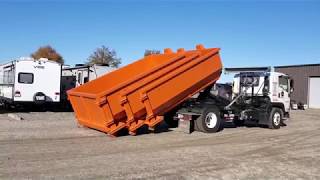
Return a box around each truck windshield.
[239,72,261,87]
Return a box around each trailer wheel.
[268,108,282,129]
[196,107,222,133]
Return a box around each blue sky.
[0,1,319,81]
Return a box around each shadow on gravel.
[0,103,74,114]
[223,121,265,129]
[116,121,173,137]
[105,121,271,138]
[223,121,289,130]
[81,120,173,138]
[223,122,238,128]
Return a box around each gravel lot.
[0,109,319,179]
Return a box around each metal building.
[274,64,320,108]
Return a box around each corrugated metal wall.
[274,65,320,104]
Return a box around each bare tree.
[31,45,64,64]
[87,46,121,68]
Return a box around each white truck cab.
[232,71,293,114]
[176,67,294,133]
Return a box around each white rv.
[61,64,115,101]
[0,57,61,107]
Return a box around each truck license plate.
[36,96,45,101]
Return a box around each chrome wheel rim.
[205,112,217,128]
[273,112,281,126]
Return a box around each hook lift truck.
[67,46,294,136]
[175,67,294,133]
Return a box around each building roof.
[224,66,271,73]
[275,63,320,69]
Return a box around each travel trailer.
[0,57,61,107]
[61,64,115,102]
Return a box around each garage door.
[309,77,320,108]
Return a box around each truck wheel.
[268,108,282,129]
[195,107,222,133]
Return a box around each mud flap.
[177,120,195,134]
[257,111,269,125]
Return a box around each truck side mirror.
[263,75,269,96]
[290,87,294,93]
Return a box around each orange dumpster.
[67,44,222,136]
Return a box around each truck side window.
[279,76,288,92]
[18,73,34,84]
[2,71,8,84]
[263,76,269,94]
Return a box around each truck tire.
[268,108,282,129]
[195,106,222,133]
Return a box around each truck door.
[278,76,290,112]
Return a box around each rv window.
[18,73,34,84]
[2,69,14,84]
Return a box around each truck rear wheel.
[268,108,282,129]
[195,107,222,133]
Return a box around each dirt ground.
[0,109,319,180]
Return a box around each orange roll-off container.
[67,45,223,136]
